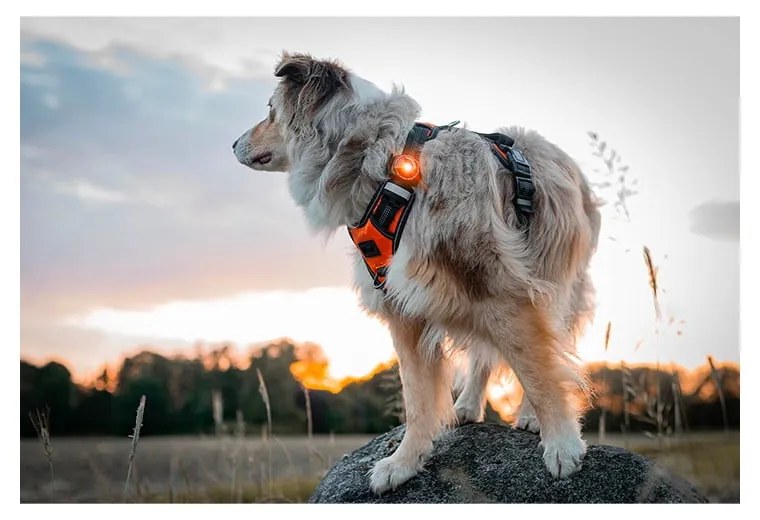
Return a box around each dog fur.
[233,52,602,493]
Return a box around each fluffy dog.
[233,53,601,493]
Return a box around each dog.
[233,52,601,494]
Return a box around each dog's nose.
[232,138,239,150]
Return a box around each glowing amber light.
[391,154,421,186]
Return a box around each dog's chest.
[354,240,462,323]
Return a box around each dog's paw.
[540,433,586,478]
[455,403,484,425]
[514,414,540,433]
[369,454,422,494]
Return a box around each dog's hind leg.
[514,394,541,433]
[497,305,587,478]
[369,318,454,494]
[454,342,498,424]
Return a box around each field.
[20,431,739,503]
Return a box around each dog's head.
[233,52,420,230]
[233,52,377,173]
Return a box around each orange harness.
[347,180,415,289]
[347,121,534,291]
[347,122,445,290]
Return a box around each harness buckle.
[505,148,534,217]
[372,266,388,289]
[514,177,535,215]
[507,148,531,176]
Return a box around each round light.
[391,155,421,186]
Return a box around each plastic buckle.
[514,178,535,215]
[372,266,388,289]
[507,148,531,177]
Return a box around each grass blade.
[124,395,146,501]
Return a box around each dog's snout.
[232,138,239,150]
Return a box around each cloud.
[53,178,128,204]
[21,40,352,324]
[21,71,58,88]
[689,200,739,241]
[69,287,394,379]
[21,18,276,82]
[20,49,47,67]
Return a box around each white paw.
[514,414,540,433]
[369,454,423,494]
[540,433,586,478]
[455,403,484,425]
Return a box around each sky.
[19,17,740,383]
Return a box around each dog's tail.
[567,173,603,339]
[483,156,556,305]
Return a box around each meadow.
[20,430,738,503]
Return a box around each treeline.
[583,361,740,434]
[20,340,738,438]
[21,340,405,438]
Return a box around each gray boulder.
[309,423,708,503]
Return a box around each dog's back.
[396,125,600,330]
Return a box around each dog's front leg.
[369,318,453,494]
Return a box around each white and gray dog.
[233,52,601,493]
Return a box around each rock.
[309,423,708,503]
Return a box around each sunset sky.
[20,17,739,384]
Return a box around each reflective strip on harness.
[347,181,415,290]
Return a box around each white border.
[5,1,755,516]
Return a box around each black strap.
[474,131,515,148]
[475,134,535,226]
[402,122,535,226]
[503,147,534,219]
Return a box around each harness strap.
[347,120,535,292]
[488,142,535,223]
[347,181,415,290]
[404,121,458,156]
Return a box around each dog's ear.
[276,53,350,128]
[275,52,311,84]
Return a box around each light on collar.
[390,154,421,187]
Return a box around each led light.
[390,154,421,186]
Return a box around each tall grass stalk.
[587,131,637,222]
[671,365,684,435]
[621,362,634,448]
[212,389,224,436]
[643,246,661,321]
[302,385,325,472]
[124,395,146,501]
[643,246,664,442]
[256,368,273,496]
[303,385,313,443]
[707,356,729,433]
[599,321,612,443]
[231,409,245,502]
[29,407,54,493]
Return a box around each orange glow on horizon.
[33,344,738,421]
[290,357,397,394]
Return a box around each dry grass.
[28,407,54,492]
[141,476,322,503]
[629,434,739,503]
[124,395,146,501]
